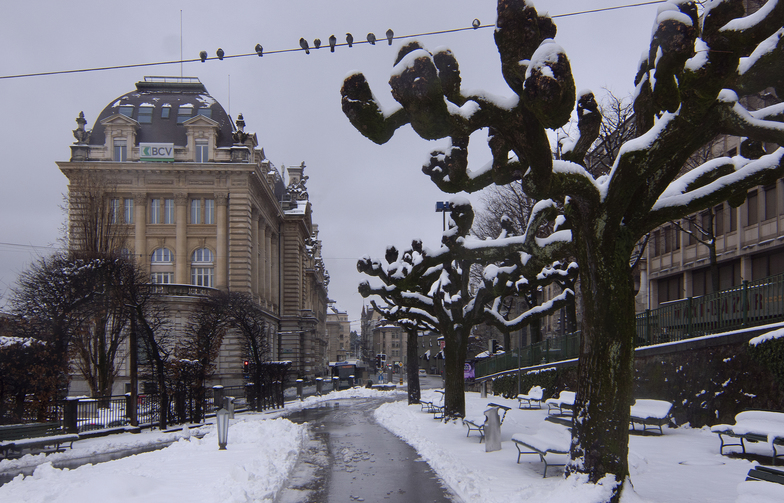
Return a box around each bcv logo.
[140,143,175,161]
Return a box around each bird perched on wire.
[216,48,224,60]
[386,29,394,45]
[346,33,353,47]
[472,19,481,29]
[329,35,337,52]
[314,38,321,49]
[199,50,207,62]
[299,38,310,54]
[367,33,376,45]
[255,44,263,57]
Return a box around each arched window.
[150,248,173,284]
[191,248,214,287]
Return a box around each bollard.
[484,407,502,452]
[481,381,488,399]
[213,385,224,413]
[296,379,304,399]
[316,377,323,395]
[348,375,354,388]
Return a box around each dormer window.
[114,139,127,161]
[197,108,212,118]
[138,106,154,124]
[177,105,193,124]
[119,105,134,117]
[195,140,208,163]
[161,106,171,119]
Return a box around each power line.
[0,1,666,81]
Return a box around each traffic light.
[243,360,250,376]
[491,339,499,354]
[376,354,381,368]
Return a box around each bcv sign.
[140,143,174,162]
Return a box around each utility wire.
[0,1,666,81]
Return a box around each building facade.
[58,76,329,391]
[326,305,351,363]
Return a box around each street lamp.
[216,407,230,450]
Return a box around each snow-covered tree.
[357,197,576,418]
[341,1,784,500]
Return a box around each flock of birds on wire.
[198,19,483,62]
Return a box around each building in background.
[58,76,329,392]
[326,304,350,362]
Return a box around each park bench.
[511,424,572,477]
[629,399,673,435]
[517,386,545,409]
[421,389,445,416]
[0,422,79,458]
[463,403,512,442]
[545,391,575,416]
[711,410,784,464]
[746,465,784,484]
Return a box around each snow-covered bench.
[511,425,572,477]
[629,399,673,435]
[545,391,575,416]
[0,422,79,458]
[711,410,784,464]
[463,403,511,442]
[517,386,545,409]
[421,390,446,419]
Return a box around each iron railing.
[476,273,784,378]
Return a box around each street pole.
[129,309,138,427]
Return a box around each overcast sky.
[0,0,663,329]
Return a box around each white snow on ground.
[2,386,784,502]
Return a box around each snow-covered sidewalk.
[1,387,783,503]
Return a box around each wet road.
[278,397,458,503]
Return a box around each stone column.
[134,193,147,273]
[251,208,259,296]
[216,193,228,290]
[175,193,188,284]
[259,223,267,303]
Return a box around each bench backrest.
[527,386,544,400]
[0,422,58,441]
[559,391,576,404]
[734,410,784,424]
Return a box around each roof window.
[138,106,154,124]
[161,106,171,119]
[197,108,212,119]
[119,105,134,117]
[176,106,193,124]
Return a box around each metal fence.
[476,273,784,379]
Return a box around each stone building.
[326,304,350,362]
[58,76,329,392]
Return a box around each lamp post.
[216,407,230,450]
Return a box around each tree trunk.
[406,329,421,405]
[568,226,636,502]
[442,325,468,418]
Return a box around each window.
[657,275,683,305]
[151,272,173,284]
[109,198,120,224]
[114,139,127,161]
[204,199,214,224]
[151,248,173,263]
[729,204,737,232]
[124,198,134,224]
[197,108,212,118]
[163,199,174,224]
[191,248,214,287]
[714,205,724,235]
[138,106,153,124]
[150,199,160,224]
[651,230,660,257]
[161,106,171,119]
[119,105,134,117]
[195,140,208,163]
[765,184,777,221]
[747,190,759,225]
[191,199,201,224]
[176,106,193,124]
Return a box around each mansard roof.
[88,76,234,148]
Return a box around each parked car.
[418,369,427,376]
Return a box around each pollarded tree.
[341,1,784,500]
[358,197,577,418]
